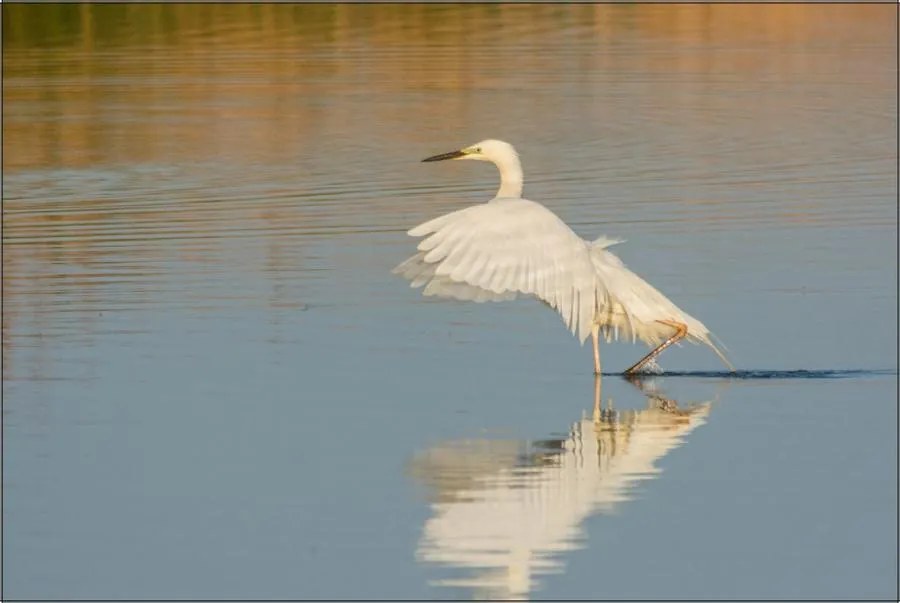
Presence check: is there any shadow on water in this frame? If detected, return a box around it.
[605,369,896,380]
[407,377,714,600]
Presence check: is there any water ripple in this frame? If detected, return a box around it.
[619,369,895,380]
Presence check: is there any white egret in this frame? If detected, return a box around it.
[393,139,733,374]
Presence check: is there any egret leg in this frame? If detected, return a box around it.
[592,374,602,423]
[624,320,688,375]
[591,323,601,376]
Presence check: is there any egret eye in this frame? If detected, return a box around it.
[476,147,482,153]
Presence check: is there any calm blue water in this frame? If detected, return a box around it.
[3,4,897,600]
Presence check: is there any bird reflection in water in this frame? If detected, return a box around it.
[408,377,715,600]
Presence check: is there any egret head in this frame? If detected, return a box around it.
[422,139,518,164]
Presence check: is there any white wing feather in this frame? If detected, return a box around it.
[396,198,605,342]
[588,241,733,369]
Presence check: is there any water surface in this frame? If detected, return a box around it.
[3,4,897,600]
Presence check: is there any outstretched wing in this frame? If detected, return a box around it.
[394,198,603,342]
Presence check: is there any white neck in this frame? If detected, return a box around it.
[494,154,523,198]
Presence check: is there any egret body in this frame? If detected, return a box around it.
[393,139,733,374]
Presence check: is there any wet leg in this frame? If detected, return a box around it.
[591,323,601,376]
[624,320,687,375]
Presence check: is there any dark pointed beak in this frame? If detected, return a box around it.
[422,149,467,162]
